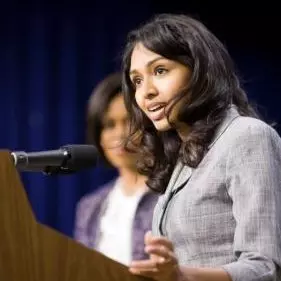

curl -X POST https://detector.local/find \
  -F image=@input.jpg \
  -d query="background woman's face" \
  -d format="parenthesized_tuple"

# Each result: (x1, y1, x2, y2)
(129, 43, 191, 131)
(100, 94, 137, 169)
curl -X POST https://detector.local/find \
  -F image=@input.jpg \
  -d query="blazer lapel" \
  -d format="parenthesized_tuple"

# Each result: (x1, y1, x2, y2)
(166, 105, 240, 194)
(164, 161, 193, 194)
(164, 161, 185, 194)
(208, 105, 240, 149)
(171, 164, 193, 193)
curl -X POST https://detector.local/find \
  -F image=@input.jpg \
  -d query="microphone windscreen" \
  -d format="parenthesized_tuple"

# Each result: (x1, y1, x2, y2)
(61, 144, 98, 171)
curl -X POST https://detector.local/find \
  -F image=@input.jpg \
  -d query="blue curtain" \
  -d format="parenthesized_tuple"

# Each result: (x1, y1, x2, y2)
(0, 2, 279, 237)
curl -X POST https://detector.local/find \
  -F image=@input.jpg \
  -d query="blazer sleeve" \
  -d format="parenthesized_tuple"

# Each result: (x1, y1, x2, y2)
(222, 121, 281, 281)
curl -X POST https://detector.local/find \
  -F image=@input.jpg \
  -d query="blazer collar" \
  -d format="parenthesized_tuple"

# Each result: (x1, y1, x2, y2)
(208, 104, 240, 149)
(164, 160, 187, 194)
(167, 105, 240, 193)
(171, 163, 192, 193)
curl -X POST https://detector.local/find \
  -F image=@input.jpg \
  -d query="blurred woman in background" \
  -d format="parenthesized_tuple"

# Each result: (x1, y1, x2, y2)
(74, 72, 158, 266)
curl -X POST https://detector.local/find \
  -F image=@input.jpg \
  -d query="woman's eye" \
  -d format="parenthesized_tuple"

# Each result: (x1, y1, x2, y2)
(133, 77, 142, 87)
(103, 120, 115, 129)
(155, 67, 168, 75)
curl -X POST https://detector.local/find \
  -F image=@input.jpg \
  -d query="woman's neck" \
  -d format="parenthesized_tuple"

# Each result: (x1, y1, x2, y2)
(118, 167, 148, 196)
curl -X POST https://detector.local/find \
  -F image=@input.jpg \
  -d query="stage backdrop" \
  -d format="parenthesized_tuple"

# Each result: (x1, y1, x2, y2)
(0, 1, 279, 237)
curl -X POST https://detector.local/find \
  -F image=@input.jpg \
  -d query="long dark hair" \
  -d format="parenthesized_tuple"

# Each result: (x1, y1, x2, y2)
(87, 72, 122, 166)
(122, 13, 259, 194)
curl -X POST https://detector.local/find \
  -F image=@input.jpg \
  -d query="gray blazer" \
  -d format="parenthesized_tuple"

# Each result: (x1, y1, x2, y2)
(152, 106, 281, 281)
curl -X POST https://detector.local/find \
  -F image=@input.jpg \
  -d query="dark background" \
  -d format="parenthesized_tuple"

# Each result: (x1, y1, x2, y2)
(0, 0, 279, 237)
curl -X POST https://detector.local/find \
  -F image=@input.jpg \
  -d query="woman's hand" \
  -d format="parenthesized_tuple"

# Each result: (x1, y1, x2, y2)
(129, 231, 182, 281)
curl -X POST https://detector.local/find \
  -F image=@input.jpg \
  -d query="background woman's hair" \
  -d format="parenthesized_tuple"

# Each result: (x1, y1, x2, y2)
(87, 72, 122, 166)
(122, 13, 260, 194)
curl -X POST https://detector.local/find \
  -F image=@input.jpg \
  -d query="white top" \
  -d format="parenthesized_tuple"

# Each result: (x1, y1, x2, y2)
(97, 178, 146, 265)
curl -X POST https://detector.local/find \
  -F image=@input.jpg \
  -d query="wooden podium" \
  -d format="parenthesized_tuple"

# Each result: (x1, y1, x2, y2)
(0, 151, 150, 281)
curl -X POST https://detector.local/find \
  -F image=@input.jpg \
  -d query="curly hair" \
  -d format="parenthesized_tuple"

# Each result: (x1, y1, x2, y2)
(122, 14, 259, 194)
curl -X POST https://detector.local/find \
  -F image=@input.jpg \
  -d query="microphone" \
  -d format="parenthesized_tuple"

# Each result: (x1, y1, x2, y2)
(11, 144, 99, 175)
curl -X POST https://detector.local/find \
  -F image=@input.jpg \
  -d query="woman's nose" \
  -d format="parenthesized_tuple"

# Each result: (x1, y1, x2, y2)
(142, 78, 158, 100)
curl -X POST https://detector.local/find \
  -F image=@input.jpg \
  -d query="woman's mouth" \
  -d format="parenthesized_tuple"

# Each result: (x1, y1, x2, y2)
(147, 103, 166, 121)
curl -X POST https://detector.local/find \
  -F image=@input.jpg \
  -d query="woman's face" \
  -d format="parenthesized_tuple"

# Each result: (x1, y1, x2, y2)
(100, 94, 136, 169)
(129, 43, 191, 132)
